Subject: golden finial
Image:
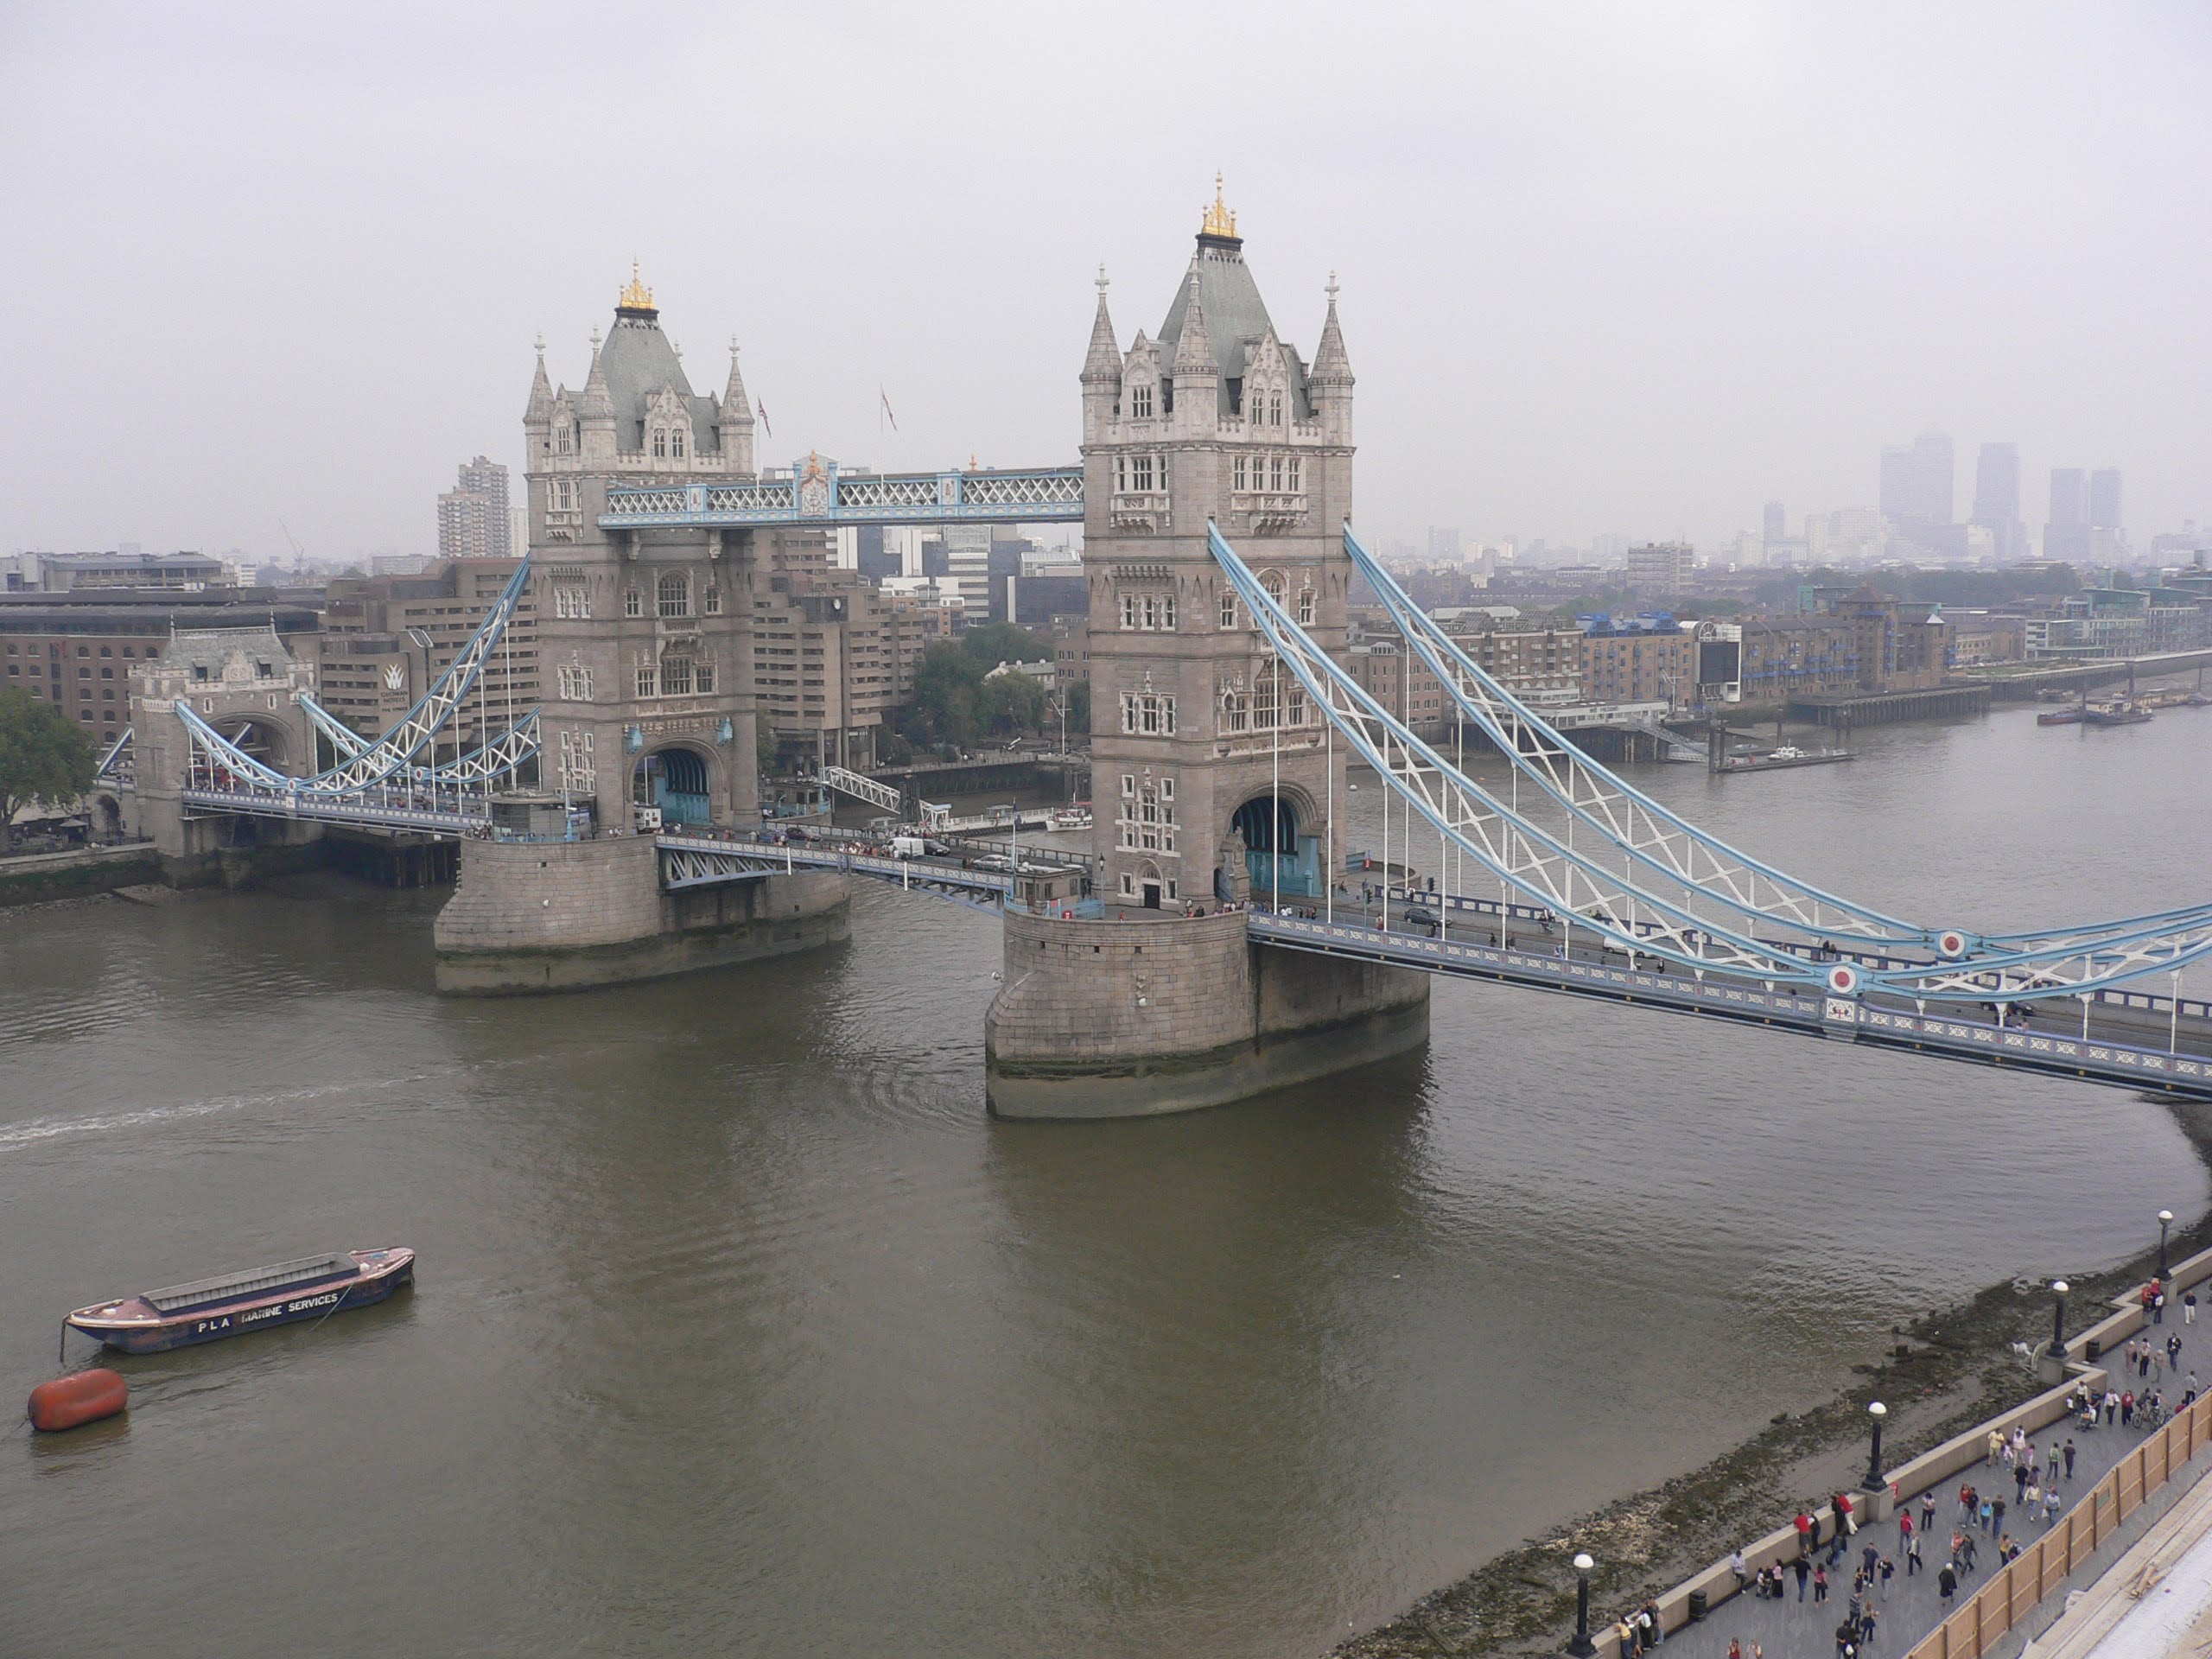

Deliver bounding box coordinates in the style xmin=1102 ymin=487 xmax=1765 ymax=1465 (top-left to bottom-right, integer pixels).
xmin=1200 ymin=172 xmax=1237 ymax=239
xmin=618 ymin=258 xmax=656 ymax=313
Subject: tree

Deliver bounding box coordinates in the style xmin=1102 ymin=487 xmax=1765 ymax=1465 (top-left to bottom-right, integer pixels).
xmin=0 ymin=689 xmax=96 ymax=848
xmin=1065 ymin=679 xmax=1090 ymax=739
xmin=958 ymin=622 xmax=1052 ymax=670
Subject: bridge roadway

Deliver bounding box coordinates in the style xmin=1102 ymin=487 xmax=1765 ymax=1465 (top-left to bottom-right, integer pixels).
xmin=653 ymin=830 xmax=2212 ymax=1103
xmin=1256 ymin=889 xmax=2212 ymax=1103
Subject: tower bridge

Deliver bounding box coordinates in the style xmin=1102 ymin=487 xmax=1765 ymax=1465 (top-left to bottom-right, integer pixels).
xmin=111 ymin=190 xmax=2212 ymax=1114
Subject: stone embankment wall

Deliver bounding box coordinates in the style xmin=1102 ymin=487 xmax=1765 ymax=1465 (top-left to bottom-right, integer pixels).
xmin=0 ymin=842 xmax=162 ymax=906
xmin=434 ymin=835 xmax=849 ymax=994
xmin=985 ymin=909 xmax=1429 ymax=1118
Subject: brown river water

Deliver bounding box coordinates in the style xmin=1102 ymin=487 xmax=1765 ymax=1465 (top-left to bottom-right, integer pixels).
xmin=1 ymin=702 xmax=2206 ymax=1657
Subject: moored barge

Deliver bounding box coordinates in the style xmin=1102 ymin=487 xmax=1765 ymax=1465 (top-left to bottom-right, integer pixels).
xmin=65 ymin=1248 xmax=414 ymax=1355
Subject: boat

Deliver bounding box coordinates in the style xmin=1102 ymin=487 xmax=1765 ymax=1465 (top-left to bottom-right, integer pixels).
xmin=2082 ymin=702 xmax=2154 ymax=728
xmin=1048 ymin=805 xmax=1093 ymax=830
xmin=65 ymin=1248 xmax=414 ymax=1355
xmin=2037 ymin=709 xmax=2084 ymax=727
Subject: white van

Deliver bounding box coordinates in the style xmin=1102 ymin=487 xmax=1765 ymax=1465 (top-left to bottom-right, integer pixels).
xmin=633 ymin=804 xmax=664 ymax=832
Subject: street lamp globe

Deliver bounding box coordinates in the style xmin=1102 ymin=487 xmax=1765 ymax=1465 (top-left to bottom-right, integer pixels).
xmin=1574 ymin=1553 xmax=1595 ymax=1573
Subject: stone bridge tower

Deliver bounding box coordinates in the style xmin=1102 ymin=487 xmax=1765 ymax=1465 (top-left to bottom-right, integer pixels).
xmin=1079 ymin=178 xmax=1357 ymax=909
xmin=984 ymin=185 xmax=1427 ymax=1119
xmin=524 ymin=265 xmax=763 ymax=831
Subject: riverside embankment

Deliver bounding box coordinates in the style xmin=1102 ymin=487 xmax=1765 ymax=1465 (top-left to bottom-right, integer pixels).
xmin=1336 ymin=1101 xmax=2212 ymax=1659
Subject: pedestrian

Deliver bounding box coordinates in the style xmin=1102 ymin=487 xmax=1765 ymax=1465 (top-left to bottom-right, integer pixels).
xmin=2190 ymin=1372 xmax=2201 ymax=1406
xmin=2044 ymin=1487 xmax=2060 ymax=1527
xmin=1796 ymin=1510 xmax=1816 ymax=1558
xmin=1814 ymin=1565 xmax=1829 ymax=1604
xmin=2024 ymin=1479 xmax=2040 ymax=1517
xmin=2106 ymin=1389 xmax=2120 ymax=1425
xmin=2013 ymin=1460 xmax=2029 ymax=1502
xmin=1898 ymin=1509 xmax=1914 ymax=1548
xmin=1906 ymin=1533 xmax=1923 ymax=1576
xmin=1957 ymin=1482 xmax=1974 ymax=1524
xmin=1847 ymin=1578 xmax=1864 ymax=1623
xmin=1983 ymin=1495 xmax=1998 ymax=1533
xmin=1878 ymin=1555 xmax=1894 ymax=1599
xmin=1643 ymin=1600 xmax=1662 ymax=1648
xmin=1861 ymin=1543 xmax=1878 ymax=1583
xmin=2048 ymin=1442 xmax=2062 ymax=1484
xmin=1921 ymin=1492 xmax=1937 ymax=1534
xmin=1938 ymin=1560 xmax=1958 ymax=1608
xmin=2121 ymin=1390 xmax=2135 ymax=1427
xmin=2064 ymin=1439 xmax=2077 ymax=1478
xmin=2126 ymin=1338 xmax=2139 ymax=1373
xmin=1992 ymin=1496 xmax=2006 ymax=1535
xmin=1986 ymin=1427 xmax=2003 ymax=1465
xmin=1861 ymin=1604 xmax=1879 ymax=1648
xmin=1728 ymin=1642 xmax=1743 ymax=1659
xmin=1732 ymin=1549 xmax=1747 ymax=1598
xmin=1620 ymin=1616 xmax=1641 ymax=1659
xmin=2171 ymin=1333 xmax=2184 ymax=1370
xmin=1796 ymin=1556 xmax=1811 ymax=1600
xmin=1960 ymin=1531 xmax=1979 ymax=1572
xmin=2187 ymin=1287 xmax=2198 ymax=1325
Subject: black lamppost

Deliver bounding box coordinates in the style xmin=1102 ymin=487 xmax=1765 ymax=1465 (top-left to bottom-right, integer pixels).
xmin=1567 ymin=1553 xmax=1597 ymax=1657
xmin=1864 ymin=1401 xmax=1888 ymax=1492
xmin=2052 ymin=1280 xmax=2069 ymax=1358
xmin=2159 ymin=1210 xmax=2175 ymax=1279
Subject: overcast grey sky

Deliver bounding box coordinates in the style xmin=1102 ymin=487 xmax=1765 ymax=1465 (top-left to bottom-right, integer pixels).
xmin=3 ymin=2 xmax=2207 ymax=562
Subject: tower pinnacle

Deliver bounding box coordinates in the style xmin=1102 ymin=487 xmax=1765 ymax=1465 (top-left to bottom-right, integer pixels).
xmin=617 ymin=259 xmax=658 ymax=317
xmin=1199 ymin=173 xmax=1237 ymax=242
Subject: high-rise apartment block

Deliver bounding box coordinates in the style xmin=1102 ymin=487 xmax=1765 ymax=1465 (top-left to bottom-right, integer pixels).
xmin=1427 ymin=525 xmax=1462 ymax=564
xmin=1624 ymin=541 xmax=1695 ymax=595
xmin=437 ymin=456 xmax=512 ymax=561
xmin=2046 ymin=467 xmax=2089 ymax=562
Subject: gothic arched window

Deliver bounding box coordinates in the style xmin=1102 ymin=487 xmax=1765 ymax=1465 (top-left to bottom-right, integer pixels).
xmin=624 ymin=588 xmax=643 ymax=619
xmin=652 ymin=429 xmax=667 ymax=458
xmin=671 ymin=429 xmax=686 ymax=459
xmin=658 ymin=571 xmax=690 ymax=619
xmin=1269 ymin=391 xmax=1283 ymax=427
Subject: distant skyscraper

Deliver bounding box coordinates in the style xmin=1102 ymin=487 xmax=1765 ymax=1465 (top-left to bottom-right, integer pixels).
xmin=1427 ymin=525 xmax=1462 ymax=564
xmin=437 ymin=455 xmax=512 ymax=560
xmin=2045 ymin=467 xmax=2089 ymax=561
xmin=1970 ymin=442 xmax=2024 ymax=561
xmin=1879 ymin=429 xmax=1954 ymax=532
xmin=2089 ymin=467 xmax=2123 ymax=531
xmin=1762 ymin=501 xmax=1786 ymax=548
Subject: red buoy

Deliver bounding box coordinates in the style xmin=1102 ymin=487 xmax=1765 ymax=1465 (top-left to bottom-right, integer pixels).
xmin=28 ymin=1368 xmax=128 ymax=1433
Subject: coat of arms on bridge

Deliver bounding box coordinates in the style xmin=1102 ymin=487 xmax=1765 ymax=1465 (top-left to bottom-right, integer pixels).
xmin=798 ymin=453 xmax=831 ymax=517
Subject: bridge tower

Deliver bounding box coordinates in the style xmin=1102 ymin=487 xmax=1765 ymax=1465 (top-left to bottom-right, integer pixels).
xmin=985 ymin=184 xmax=1427 ymax=1118
xmin=1080 ymin=179 xmax=1357 ymax=908
xmin=524 ymin=266 xmax=765 ymax=831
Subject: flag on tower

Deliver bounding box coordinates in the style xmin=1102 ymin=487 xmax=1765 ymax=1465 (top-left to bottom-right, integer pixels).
xmin=756 ymin=399 xmax=772 ymax=437
xmin=880 ymin=386 xmax=899 ymax=432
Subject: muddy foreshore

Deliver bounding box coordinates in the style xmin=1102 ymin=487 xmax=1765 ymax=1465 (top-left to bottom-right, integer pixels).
xmin=1333 ymin=1098 xmax=2212 ymax=1659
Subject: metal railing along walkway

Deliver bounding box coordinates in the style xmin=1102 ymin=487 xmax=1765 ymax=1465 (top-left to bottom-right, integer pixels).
xmin=1248 ymin=912 xmax=2212 ymax=1102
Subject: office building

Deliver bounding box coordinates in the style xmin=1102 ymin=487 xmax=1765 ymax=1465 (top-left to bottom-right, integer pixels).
xmin=1879 ymin=429 xmax=1955 ymax=543
xmin=1427 ymin=525 xmax=1463 ymax=564
xmin=311 ymin=557 xmax=539 ymax=749
xmin=1971 ymin=442 xmax=2024 ymax=562
xmin=2046 ymin=468 xmax=2089 ymax=562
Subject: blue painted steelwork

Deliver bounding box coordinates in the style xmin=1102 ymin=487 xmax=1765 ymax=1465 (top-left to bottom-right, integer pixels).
xmin=1211 ymin=523 xmax=2212 ymax=1002
xmin=600 ymin=463 xmax=1083 ymax=531
xmin=180 ymin=785 xmax=489 ymax=834
xmin=1248 ymin=912 xmax=2212 ymax=1103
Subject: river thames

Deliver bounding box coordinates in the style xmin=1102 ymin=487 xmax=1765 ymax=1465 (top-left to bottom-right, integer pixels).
xmin=3 ymin=702 xmax=2205 ymax=1657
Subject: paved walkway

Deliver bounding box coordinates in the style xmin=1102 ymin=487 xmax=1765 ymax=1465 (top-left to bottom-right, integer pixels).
xmin=1639 ymin=1319 xmax=2208 ymax=1659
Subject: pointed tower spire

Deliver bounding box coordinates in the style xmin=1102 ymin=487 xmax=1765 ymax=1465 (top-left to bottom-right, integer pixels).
xmin=1082 ymin=264 xmax=1121 ymax=385
xmin=1170 ymin=265 xmax=1216 ymax=377
xmin=718 ymin=335 xmax=756 ymax=474
xmin=1311 ymin=270 xmax=1352 ymax=385
xmin=524 ymin=334 xmax=554 ymax=423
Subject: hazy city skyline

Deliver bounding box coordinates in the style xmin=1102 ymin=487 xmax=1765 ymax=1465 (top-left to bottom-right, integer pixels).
xmin=3 ymin=3 xmax=2208 ymax=562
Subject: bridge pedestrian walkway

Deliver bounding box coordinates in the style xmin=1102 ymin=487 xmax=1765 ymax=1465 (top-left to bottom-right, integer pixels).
xmin=1616 ymin=1326 xmax=2208 ymax=1659
xmin=1246 ymin=888 xmax=2212 ymax=1102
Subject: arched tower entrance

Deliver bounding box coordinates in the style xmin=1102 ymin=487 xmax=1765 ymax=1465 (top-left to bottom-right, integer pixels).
xmin=633 ymin=742 xmax=715 ymax=828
